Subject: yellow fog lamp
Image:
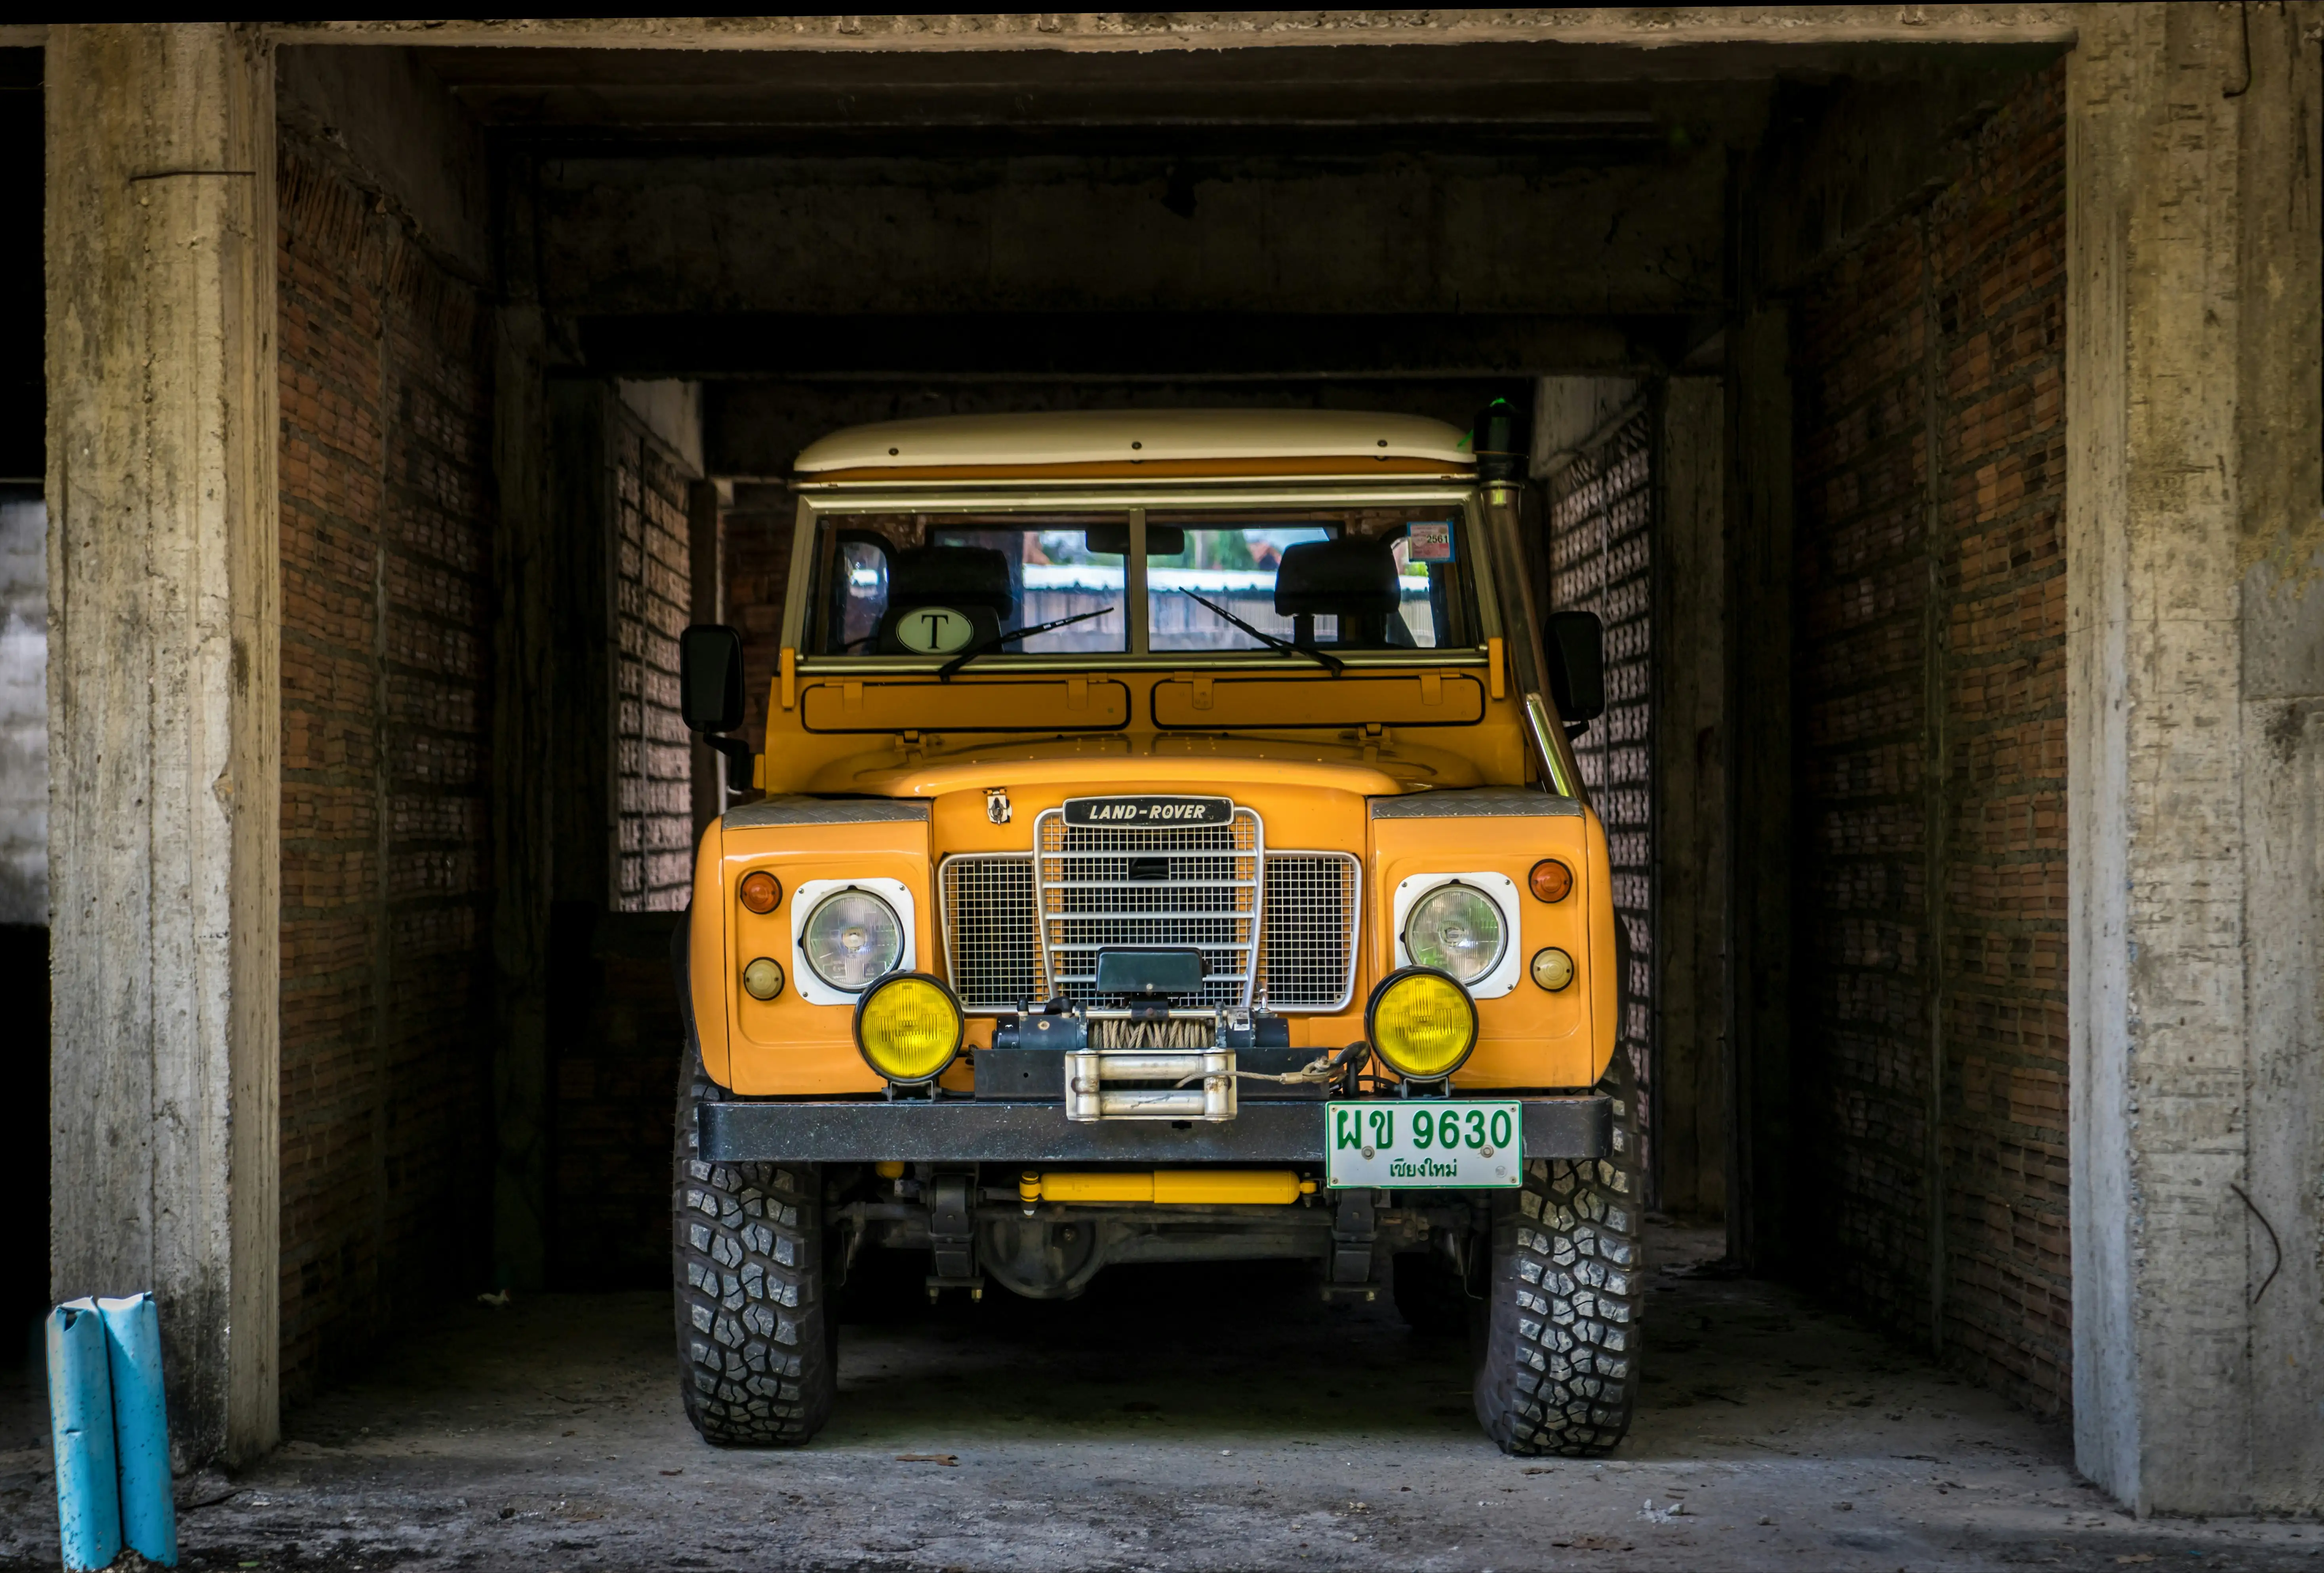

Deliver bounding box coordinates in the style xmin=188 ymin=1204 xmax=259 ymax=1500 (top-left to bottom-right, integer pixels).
xmin=1364 ymin=967 xmax=1478 ymax=1082
xmin=853 ymin=972 xmax=964 ymax=1086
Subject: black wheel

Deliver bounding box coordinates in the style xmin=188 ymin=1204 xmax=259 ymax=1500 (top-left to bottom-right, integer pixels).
xmin=1392 ymin=1249 xmax=1469 ymax=1336
xmin=1469 ymin=1052 xmax=1644 ymax=1456
xmin=672 ymin=1045 xmax=838 ymax=1446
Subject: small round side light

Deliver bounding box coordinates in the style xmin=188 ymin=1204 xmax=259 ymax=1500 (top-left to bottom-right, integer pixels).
xmin=739 ymin=871 xmax=781 ymax=914
xmin=741 ymin=957 xmax=785 ymax=1001
xmin=1528 ymin=859 xmax=1573 ymax=903
xmin=1530 ymin=947 xmax=1576 ymax=992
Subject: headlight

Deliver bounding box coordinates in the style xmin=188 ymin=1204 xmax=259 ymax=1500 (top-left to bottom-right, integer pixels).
xmin=1366 ymin=967 xmax=1478 ymax=1081
xmin=800 ymin=886 xmax=904 ymax=992
xmin=1400 ymin=881 xmax=1507 ymax=984
xmin=854 ymin=972 xmax=963 ymax=1084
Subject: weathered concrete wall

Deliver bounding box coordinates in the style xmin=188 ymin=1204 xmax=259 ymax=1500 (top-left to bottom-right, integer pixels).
xmin=274 ymin=126 xmax=499 ymax=1404
xmin=47 ymin=23 xmax=280 ymax=1465
xmin=2066 ymin=0 xmax=2324 ymax=1514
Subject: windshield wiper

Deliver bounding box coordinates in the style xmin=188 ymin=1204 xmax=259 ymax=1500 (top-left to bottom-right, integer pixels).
xmin=938 ymin=605 xmax=1115 ymax=680
xmin=1177 ymin=590 xmax=1343 ymax=676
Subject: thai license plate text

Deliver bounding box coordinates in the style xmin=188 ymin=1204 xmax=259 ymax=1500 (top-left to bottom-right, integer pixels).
xmin=1325 ymin=1100 xmax=1522 ymax=1189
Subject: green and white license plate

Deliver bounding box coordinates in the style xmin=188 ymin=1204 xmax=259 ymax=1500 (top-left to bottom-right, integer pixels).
xmin=1325 ymin=1100 xmax=1523 ymax=1189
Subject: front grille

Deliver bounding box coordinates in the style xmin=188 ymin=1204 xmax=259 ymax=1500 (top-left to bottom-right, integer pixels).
xmin=1259 ymin=852 xmax=1360 ymax=1010
xmin=939 ymin=854 xmax=1046 ymax=1011
xmin=1035 ymin=807 xmax=1262 ymax=1012
xmin=941 ymin=807 xmax=1362 ymax=1014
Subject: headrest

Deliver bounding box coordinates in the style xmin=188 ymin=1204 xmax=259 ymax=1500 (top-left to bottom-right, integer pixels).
xmin=1274 ymin=535 xmax=1400 ymax=617
xmin=890 ymin=545 xmax=1013 ymax=615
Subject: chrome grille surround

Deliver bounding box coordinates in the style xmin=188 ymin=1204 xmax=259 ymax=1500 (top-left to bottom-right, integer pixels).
xmin=938 ymin=853 xmax=1046 ymax=1011
xmin=1034 ymin=806 xmax=1263 ymax=1012
xmin=940 ymin=808 xmax=1363 ymax=1014
xmin=1259 ymin=852 xmax=1360 ymax=1011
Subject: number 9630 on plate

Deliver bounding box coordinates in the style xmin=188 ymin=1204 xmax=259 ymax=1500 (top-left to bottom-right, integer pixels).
xmin=1324 ymin=1100 xmax=1522 ymax=1189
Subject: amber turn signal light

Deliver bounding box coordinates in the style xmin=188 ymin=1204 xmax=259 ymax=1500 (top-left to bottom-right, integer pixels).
xmin=1528 ymin=859 xmax=1573 ymax=903
xmin=739 ymin=871 xmax=781 ymax=913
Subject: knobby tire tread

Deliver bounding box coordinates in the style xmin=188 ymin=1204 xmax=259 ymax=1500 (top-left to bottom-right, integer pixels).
xmin=1471 ymin=1052 xmax=1644 ymax=1457
xmin=672 ymin=1044 xmax=837 ymax=1447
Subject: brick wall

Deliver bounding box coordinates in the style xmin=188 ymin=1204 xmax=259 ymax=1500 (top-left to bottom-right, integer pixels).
xmin=277 ymin=137 xmax=496 ymax=1399
xmin=1790 ymin=63 xmax=2068 ymax=1414
xmin=1547 ymin=411 xmax=1656 ymax=1194
xmin=723 ymin=483 xmax=796 ymax=761
xmin=611 ymin=415 xmax=695 ymax=910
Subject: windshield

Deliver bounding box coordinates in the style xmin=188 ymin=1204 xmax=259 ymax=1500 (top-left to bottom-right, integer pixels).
xmin=803 ymin=505 xmax=1479 ymax=659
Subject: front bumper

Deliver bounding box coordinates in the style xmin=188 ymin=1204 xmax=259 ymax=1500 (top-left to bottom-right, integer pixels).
xmin=699 ymin=1094 xmax=1610 ymax=1164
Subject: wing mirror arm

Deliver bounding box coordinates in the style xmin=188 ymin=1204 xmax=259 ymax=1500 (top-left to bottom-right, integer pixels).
xmin=680 ymin=624 xmax=753 ymax=800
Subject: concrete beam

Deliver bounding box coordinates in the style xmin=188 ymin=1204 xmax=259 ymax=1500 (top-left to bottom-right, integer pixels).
xmin=2066 ymin=0 xmax=2324 ymax=1515
xmin=47 ymin=23 xmax=280 ymax=1466
xmin=275 ymin=44 xmax=491 ymax=283
xmin=271 ymin=11 xmax=2078 ymax=53
xmin=601 ymin=314 xmax=1673 ymax=384
xmin=535 ymin=149 xmax=1728 ymax=321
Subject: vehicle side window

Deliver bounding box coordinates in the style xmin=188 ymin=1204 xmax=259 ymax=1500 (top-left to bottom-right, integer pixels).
xmin=827 ymin=534 xmax=890 ymax=654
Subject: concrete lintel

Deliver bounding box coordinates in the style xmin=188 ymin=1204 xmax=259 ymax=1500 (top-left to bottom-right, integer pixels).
xmin=269 ymin=11 xmax=2078 ymax=53
xmin=596 ymin=315 xmax=1674 ymax=384
xmin=47 ymin=22 xmax=281 ymax=1466
xmin=275 ymin=44 xmax=493 ymax=285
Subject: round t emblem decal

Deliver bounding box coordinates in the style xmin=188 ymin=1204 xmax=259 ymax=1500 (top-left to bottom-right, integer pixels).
xmin=895 ymin=607 xmax=975 ymax=654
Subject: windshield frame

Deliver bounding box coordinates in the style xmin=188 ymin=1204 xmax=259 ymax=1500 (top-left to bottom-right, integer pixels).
xmin=782 ymin=481 xmax=1503 ymax=671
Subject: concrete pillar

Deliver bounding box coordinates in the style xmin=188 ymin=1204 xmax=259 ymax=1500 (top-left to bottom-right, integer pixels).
xmin=2066 ymin=1 xmax=2324 ymax=1515
xmin=1654 ymin=376 xmax=1728 ymax=1222
xmin=46 ymin=24 xmax=279 ymax=1466
xmin=1724 ymin=305 xmax=1796 ymax=1271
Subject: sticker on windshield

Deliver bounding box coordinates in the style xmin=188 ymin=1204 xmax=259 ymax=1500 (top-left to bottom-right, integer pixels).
xmin=1407 ymin=520 xmax=1456 ymax=562
xmin=893 ymin=607 xmax=977 ymax=654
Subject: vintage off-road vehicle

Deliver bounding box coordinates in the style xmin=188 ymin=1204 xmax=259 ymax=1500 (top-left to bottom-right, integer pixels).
xmin=672 ymin=405 xmax=1638 ymax=1455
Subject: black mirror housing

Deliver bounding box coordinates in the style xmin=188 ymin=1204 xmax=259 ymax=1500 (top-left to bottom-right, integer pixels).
xmin=1543 ymin=609 xmax=1606 ymax=725
xmin=1084 ymin=521 xmax=1186 ymax=557
xmin=680 ymin=624 xmax=747 ymax=734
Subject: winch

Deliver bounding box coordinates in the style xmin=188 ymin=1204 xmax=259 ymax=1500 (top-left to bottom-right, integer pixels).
xmin=975 ymin=947 xmax=1315 ymax=1121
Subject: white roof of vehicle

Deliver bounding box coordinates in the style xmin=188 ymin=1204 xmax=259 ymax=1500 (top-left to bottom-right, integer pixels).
xmin=794 ymin=409 xmax=1474 ymax=475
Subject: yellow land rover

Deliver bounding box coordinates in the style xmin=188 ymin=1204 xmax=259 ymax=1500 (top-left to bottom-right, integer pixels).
xmin=671 ymin=405 xmax=1637 ymax=1457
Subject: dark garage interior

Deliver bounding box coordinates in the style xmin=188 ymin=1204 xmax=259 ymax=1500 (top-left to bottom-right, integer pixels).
xmin=7 ymin=11 xmax=2322 ymax=1569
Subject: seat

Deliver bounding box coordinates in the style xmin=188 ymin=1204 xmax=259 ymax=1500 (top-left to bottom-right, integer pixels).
xmin=875 ymin=545 xmax=1015 ymax=654
xmin=1272 ymin=534 xmax=1415 ymax=648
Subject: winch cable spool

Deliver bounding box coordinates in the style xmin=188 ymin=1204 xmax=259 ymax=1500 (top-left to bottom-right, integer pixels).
xmin=1088 ymin=1016 xmax=1213 ymax=1050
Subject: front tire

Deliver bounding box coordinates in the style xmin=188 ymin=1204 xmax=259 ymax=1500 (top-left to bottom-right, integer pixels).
xmin=672 ymin=1048 xmax=837 ymax=1446
xmin=1470 ymin=1056 xmax=1644 ymax=1456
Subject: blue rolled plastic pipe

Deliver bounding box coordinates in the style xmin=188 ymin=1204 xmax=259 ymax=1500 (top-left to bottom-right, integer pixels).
xmin=99 ymin=1293 xmax=178 ymax=1566
xmin=45 ymin=1299 xmax=122 ymax=1573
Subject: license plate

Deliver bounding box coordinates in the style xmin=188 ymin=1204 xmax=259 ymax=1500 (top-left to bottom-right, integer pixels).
xmin=1325 ymin=1100 xmax=1522 ymax=1189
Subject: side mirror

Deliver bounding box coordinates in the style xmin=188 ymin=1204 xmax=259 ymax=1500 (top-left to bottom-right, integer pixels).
xmin=680 ymin=624 xmax=745 ymax=734
xmin=1543 ymin=610 xmax=1606 ymax=732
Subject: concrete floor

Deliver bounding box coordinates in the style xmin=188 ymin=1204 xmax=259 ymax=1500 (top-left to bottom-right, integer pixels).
xmin=0 ymin=1225 xmax=2314 ymax=1571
